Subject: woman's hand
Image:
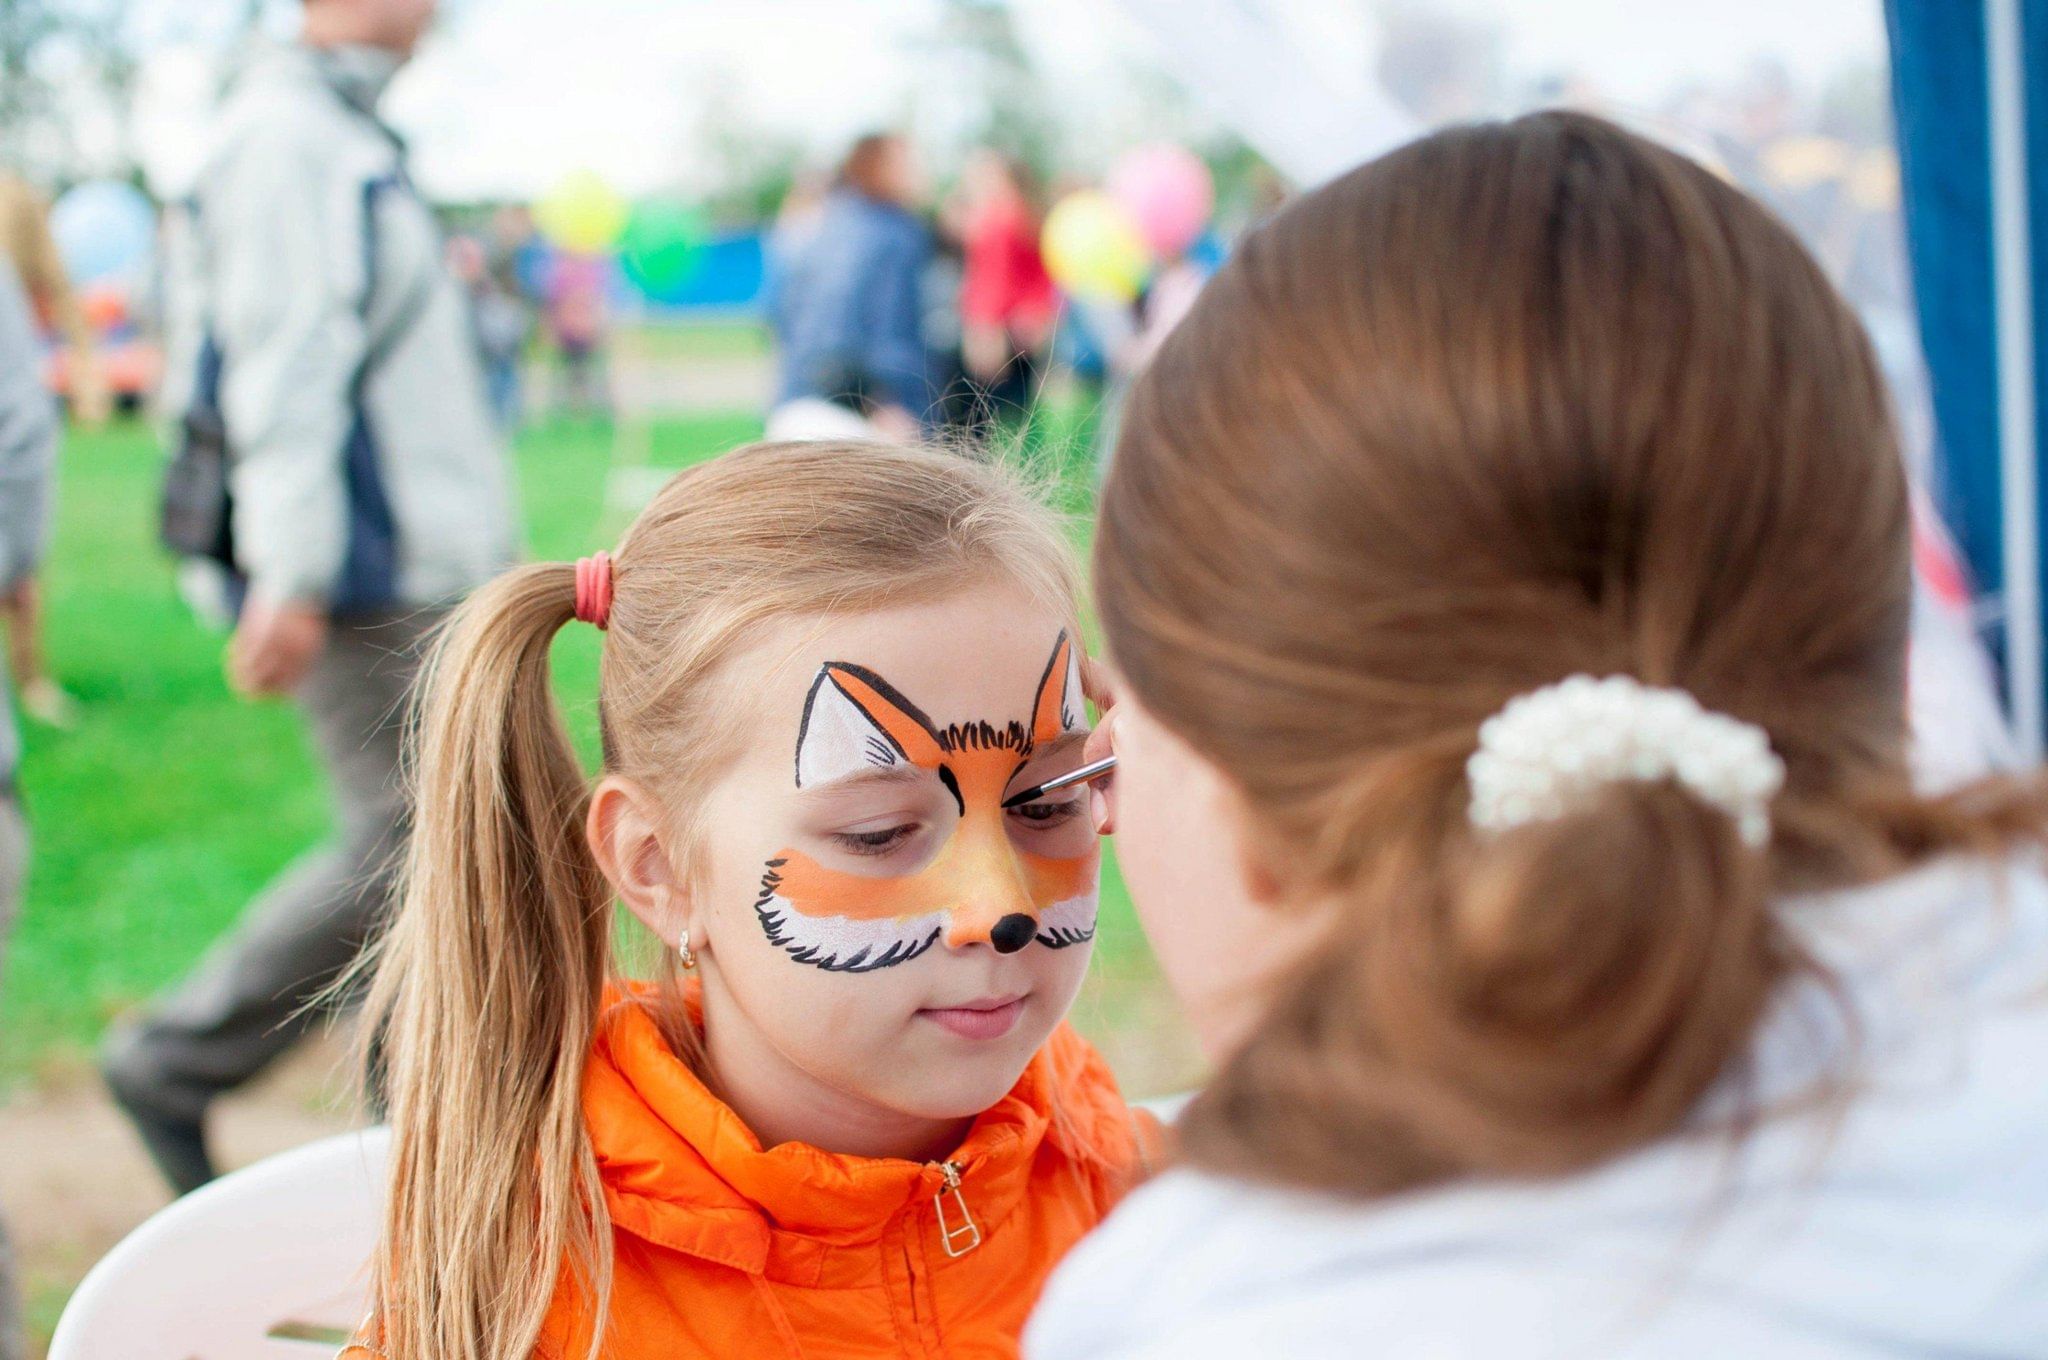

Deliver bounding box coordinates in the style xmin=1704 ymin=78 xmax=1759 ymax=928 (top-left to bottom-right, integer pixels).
xmin=1081 ymin=656 xmax=1120 ymax=835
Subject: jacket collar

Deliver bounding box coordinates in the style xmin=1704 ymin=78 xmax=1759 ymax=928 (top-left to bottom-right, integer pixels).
xmin=582 ymin=989 xmax=1118 ymax=1281
xmin=246 ymin=40 xmax=403 ymax=132
xmin=307 ymin=41 xmax=404 ymax=115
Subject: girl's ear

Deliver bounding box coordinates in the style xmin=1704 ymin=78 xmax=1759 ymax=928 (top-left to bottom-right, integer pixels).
xmin=587 ymin=775 xmax=694 ymax=949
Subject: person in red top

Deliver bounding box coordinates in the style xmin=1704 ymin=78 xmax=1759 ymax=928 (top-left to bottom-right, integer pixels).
xmin=957 ymin=152 xmax=1058 ymax=437
xmin=345 ymin=440 xmax=1153 ymax=1360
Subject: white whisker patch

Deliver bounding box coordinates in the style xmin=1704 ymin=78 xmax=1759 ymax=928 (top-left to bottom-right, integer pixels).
xmin=1035 ymin=891 xmax=1099 ymax=948
xmin=753 ymin=891 xmax=948 ymax=973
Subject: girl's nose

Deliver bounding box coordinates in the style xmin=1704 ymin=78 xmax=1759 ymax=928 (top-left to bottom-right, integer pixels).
xmin=988 ymin=913 xmax=1036 ymax=954
xmin=942 ymin=812 xmax=1038 ymax=950
xmin=944 ymin=901 xmax=1038 ymax=951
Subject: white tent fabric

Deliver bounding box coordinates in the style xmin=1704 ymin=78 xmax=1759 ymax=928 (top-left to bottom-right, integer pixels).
xmin=1102 ymin=0 xmax=1416 ymax=187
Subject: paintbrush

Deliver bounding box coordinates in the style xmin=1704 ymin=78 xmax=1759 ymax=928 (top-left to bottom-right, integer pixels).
xmin=1001 ymin=755 xmax=1118 ymax=808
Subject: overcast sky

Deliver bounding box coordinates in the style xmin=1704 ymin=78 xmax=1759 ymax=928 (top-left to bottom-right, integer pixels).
xmin=122 ymin=0 xmax=1888 ymax=200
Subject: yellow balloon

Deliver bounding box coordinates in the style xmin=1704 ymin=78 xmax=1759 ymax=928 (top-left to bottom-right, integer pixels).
xmin=1042 ymin=191 xmax=1150 ymax=303
xmin=536 ymin=170 xmax=629 ymax=255
xmin=1761 ymin=136 xmax=1851 ymax=190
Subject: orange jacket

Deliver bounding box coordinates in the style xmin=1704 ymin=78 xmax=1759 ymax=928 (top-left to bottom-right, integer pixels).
xmin=535 ymin=996 xmax=1155 ymax=1359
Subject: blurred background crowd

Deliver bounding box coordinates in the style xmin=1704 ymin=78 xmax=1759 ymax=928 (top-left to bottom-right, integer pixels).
xmin=0 ymin=3 xmax=1908 ymax=446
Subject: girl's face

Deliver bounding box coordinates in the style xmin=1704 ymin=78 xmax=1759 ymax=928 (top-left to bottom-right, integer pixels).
xmin=611 ymin=582 xmax=1099 ymax=1150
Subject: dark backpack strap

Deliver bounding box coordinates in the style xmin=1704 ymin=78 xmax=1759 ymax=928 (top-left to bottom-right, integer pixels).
xmin=330 ymin=174 xmax=437 ymax=615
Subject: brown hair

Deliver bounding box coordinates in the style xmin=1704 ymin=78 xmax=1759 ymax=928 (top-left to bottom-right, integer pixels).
xmin=1096 ymin=110 xmax=2048 ymax=1196
xmin=839 ymin=132 xmax=908 ymax=205
xmin=357 ymin=440 xmax=1078 ymax=1359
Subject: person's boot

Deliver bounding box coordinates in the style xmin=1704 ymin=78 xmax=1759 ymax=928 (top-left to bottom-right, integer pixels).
xmin=100 ymin=1026 xmax=218 ymax=1196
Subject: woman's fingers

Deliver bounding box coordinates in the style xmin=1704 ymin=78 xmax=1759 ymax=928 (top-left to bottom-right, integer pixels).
xmin=1080 ymin=655 xmax=1121 ymax=834
xmin=1080 ymin=654 xmax=1120 ymax=717
xmin=1084 ymin=707 xmax=1118 ymax=835
xmin=1089 ymin=780 xmax=1116 ymax=837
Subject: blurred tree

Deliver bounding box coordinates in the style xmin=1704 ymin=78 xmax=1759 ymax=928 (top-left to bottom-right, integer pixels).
xmin=70 ymin=0 xmax=140 ymax=176
xmin=680 ymin=74 xmax=805 ymax=228
xmin=0 ymin=0 xmax=141 ymax=179
xmin=928 ymin=0 xmax=1060 ymax=177
xmin=0 ymin=0 xmax=64 ymax=171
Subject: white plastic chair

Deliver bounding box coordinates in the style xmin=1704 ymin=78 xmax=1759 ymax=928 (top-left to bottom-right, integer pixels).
xmin=49 ymin=1126 xmax=390 ymax=1359
xmin=1137 ymin=1091 xmax=1195 ymax=1125
xmin=48 ymin=1093 xmax=1192 ymax=1358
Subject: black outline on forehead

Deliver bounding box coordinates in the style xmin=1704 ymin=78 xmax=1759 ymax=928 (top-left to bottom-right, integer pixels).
xmin=791 ymin=631 xmax=1077 ymax=789
xmin=1033 ymin=629 xmax=1080 ymax=735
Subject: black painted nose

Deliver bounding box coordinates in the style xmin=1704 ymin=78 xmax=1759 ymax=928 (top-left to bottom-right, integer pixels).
xmin=989 ymin=913 xmax=1037 ymax=954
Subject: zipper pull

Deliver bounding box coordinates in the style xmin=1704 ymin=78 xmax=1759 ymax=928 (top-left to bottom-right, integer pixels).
xmin=932 ymin=1160 xmax=982 ymax=1258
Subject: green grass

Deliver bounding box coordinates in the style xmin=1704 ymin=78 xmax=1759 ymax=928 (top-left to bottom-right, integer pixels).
xmin=616 ymin=318 xmax=775 ymax=361
xmin=0 ymin=400 xmax=1149 ymax=1089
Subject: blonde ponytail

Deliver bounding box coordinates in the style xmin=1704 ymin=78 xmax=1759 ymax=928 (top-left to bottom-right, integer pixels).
xmin=360 ymin=563 xmax=613 ymax=1359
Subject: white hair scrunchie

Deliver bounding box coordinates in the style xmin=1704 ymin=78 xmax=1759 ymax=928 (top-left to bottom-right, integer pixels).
xmin=1466 ymin=674 xmax=1786 ymax=848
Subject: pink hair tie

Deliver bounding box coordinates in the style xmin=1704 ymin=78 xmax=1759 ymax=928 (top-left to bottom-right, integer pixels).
xmin=574 ymin=551 xmax=614 ymax=630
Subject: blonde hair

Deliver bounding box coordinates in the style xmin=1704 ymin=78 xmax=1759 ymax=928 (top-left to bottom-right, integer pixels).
xmin=1097 ymin=111 xmax=2048 ymax=1195
xmin=358 ymin=440 xmax=1079 ymax=1359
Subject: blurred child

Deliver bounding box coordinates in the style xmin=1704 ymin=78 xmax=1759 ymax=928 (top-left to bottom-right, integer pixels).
xmin=955 ymin=151 xmax=1057 ymax=438
xmin=449 ymin=233 xmax=531 ymax=433
xmin=545 ymin=252 xmax=611 ymax=420
xmin=0 ymin=254 xmax=54 ymax=1360
xmin=347 ymin=441 xmax=1151 ymax=1359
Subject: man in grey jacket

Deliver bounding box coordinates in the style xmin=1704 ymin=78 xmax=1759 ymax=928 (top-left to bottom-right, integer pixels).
xmin=103 ymin=0 xmax=516 ymax=1194
xmin=0 ymin=255 xmax=55 ymax=1360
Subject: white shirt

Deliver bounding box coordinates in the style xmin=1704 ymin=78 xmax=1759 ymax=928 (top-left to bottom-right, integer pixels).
xmin=1028 ymin=855 xmax=2048 ymax=1359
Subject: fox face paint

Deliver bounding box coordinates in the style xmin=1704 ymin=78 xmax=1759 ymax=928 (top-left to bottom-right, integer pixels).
xmin=753 ymin=631 xmax=1099 ymax=972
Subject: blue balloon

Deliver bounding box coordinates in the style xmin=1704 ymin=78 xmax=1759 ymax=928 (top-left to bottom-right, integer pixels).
xmin=50 ymin=181 xmax=156 ymax=286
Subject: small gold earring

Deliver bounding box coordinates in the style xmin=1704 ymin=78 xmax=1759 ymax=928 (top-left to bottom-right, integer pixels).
xmin=678 ymin=929 xmax=698 ymax=972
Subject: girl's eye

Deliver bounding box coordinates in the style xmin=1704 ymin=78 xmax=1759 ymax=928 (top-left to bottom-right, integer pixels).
xmin=1007 ymin=798 xmax=1084 ymax=826
xmin=830 ymin=823 xmax=919 ymax=857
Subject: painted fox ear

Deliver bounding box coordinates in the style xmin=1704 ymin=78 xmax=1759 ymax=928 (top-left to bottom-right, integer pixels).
xmin=1030 ymin=631 xmax=1085 ymax=745
xmin=796 ymin=663 xmax=946 ymax=787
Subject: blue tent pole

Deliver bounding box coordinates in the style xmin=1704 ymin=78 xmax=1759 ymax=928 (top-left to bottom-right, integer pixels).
xmin=1989 ymin=0 xmax=2044 ymax=755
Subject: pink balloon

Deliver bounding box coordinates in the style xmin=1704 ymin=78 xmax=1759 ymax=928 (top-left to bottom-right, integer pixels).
xmin=1107 ymin=145 xmax=1215 ymax=260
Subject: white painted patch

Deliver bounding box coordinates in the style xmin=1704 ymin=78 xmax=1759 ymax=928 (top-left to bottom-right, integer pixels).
xmin=754 ymin=893 xmax=949 ymax=973
xmin=1035 ymin=890 xmax=1099 ymax=948
xmin=796 ymin=672 xmax=903 ymax=788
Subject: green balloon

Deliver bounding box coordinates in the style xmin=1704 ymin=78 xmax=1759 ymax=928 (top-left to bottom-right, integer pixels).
xmin=620 ymin=199 xmax=707 ymax=301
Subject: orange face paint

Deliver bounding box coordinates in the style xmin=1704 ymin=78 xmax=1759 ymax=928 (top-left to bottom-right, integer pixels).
xmin=754 ymin=632 xmax=1099 ymax=972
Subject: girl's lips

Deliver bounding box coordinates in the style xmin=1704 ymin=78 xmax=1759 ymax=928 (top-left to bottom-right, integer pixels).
xmin=917 ymin=996 xmax=1028 ymax=1041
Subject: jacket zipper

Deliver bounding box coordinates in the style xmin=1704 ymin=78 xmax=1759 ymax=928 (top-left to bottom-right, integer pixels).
xmin=931 ymin=1159 xmax=981 ymax=1258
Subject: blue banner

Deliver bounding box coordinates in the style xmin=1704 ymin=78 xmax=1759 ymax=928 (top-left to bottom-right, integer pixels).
xmin=1888 ymin=0 xmax=2048 ymax=736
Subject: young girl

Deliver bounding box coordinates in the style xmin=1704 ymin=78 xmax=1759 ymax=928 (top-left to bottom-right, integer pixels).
xmin=347 ymin=441 xmax=1149 ymax=1359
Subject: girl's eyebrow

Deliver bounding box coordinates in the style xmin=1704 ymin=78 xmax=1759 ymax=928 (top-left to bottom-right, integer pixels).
xmin=799 ymin=765 xmax=933 ymax=796
xmin=1015 ymin=730 xmax=1088 ymax=772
